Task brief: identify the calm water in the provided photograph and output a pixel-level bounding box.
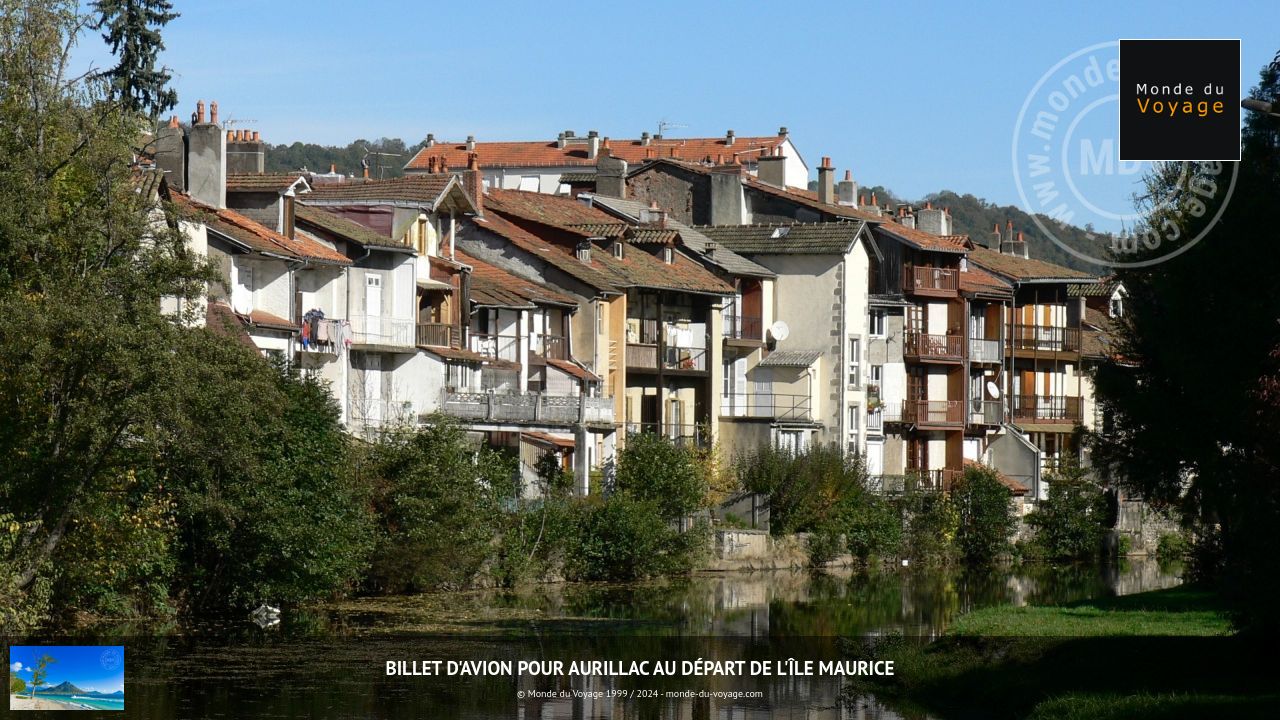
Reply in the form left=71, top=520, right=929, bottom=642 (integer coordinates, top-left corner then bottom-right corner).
left=32, top=560, right=1182, bottom=719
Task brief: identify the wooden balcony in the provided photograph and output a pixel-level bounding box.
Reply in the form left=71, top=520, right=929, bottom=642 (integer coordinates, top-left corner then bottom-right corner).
left=415, top=322, right=457, bottom=348
left=892, top=399, right=965, bottom=428
left=1010, top=395, right=1082, bottom=424
left=723, top=314, right=764, bottom=342
left=904, top=332, right=964, bottom=363
left=968, top=399, right=1005, bottom=426
left=1008, top=325, right=1081, bottom=356
left=625, top=342, right=708, bottom=373
left=528, top=334, right=569, bottom=364
left=903, top=266, right=958, bottom=297
left=469, top=333, right=521, bottom=363
left=625, top=422, right=709, bottom=449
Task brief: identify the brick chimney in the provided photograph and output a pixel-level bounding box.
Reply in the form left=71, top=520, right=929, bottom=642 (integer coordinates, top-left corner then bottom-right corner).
left=463, top=152, right=484, bottom=215
left=155, top=115, right=186, bottom=192
left=816, top=156, right=835, bottom=204
left=836, top=169, right=858, bottom=207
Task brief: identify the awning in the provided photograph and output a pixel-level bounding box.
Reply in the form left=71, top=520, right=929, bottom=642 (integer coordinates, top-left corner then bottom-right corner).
left=417, top=277, right=453, bottom=291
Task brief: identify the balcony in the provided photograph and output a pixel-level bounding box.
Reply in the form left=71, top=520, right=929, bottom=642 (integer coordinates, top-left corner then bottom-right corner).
left=903, top=266, right=958, bottom=297
left=867, top=410, right=884, bottom=433
left=1010, top=395, right=1082, bottom=424
left=625, top=422, right=709, bottom=449
left=533, top=334, right=569, bottom=361
left=905, top=468, right=964, bottom=491
left=469, top=333, right=521, bottom=363
left=441, top=391, right=614, bottom=426
left=969, top=337, right=1002, bottom=364
left=723, top=314, right=764, bottom=342
left=298, top=318, right=344, bottom=355
left=720, top=393, right=813, bottom=422
left=899, top=399, right=964, bottom=427
left=1008, top=325, right=1081, bottom=355
left=625, top=343, right=707, bottom=373
left=904, top=332, right=964, bottom=363
left=415, top=322, right=457, bottom=348
left=348, top=315, right=416, bottom=349
left=969, top=399, right=1004, bottom=426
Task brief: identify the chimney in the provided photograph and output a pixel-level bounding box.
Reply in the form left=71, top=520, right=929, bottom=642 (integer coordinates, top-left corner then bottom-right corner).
left=463, top=151, right=484, bottom=215
left=587, top=130, right=600, bottom=160
left=1000, top=222, right=1028, bottom=258
left=209, top=101, right=218, bottom=125
left=709, top=169, right=744, bottom=225
left=596, top=150, right=628, bottom=199
left=817, top=156, right=835, bottom=204
left=757, top=146, right=787, bottom=187
left=725, top=129, right=735, bottom=146
left=836, top=169, right=858, bottom=207
left=330, top=163, right=336, bottom=173
left=155, top=115, right=187, bottom=192
left=916, top=206, right=950, bottom=236
left=576, top=240, right=592, bottom=264
left=778, top=126, right=788, bottom=138
left=425, top=133, right=435, bottom=148
left=186, top=100, right=225, bottom=208
left=466, top=135, right=476, bottom=152
left=640, top=131, right=651, bottom=146
left=226, top=122, right=266, bottom=175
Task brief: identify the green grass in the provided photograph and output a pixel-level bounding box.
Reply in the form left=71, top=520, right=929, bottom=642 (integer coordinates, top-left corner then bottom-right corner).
left=950, top=586, right=1231, bottom=637
left=854, top=585, right=1277, bottom=720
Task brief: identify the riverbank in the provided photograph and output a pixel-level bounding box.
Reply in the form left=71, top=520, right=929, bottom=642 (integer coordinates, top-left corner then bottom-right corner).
left=10, top=694, right=91, bottom=710
left=858, top=585, right=1279, bottom=719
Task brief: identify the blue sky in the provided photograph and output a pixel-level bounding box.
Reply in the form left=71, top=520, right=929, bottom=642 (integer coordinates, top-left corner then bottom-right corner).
left=9, top=646, right=125, bottom=694
left=69, top=0, right=1279, bottom=225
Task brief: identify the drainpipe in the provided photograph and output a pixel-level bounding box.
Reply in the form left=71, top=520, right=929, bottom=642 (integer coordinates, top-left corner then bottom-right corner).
left=449, top=211, right=456, bottom=261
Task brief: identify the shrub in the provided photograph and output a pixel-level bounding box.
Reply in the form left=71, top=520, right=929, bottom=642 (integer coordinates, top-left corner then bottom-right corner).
left=900, top=490, right=958, bottom=564
left=565, top=497, right=704, bottom=582
left=615, top=433, right=707, bottom=521
left=1156, top=531, right=1191, bottom=565
left=736, top=443, right=867, bottom=535
left=1025, top=466, right=1109, bottom=561
left=951, top=466, right=1016, bottom=564
left=845, top=494, right=902, bottom=562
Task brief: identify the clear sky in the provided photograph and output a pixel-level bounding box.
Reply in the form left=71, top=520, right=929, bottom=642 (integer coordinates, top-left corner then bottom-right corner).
left=69, top=0, right=1279, bottom=224
left=10, top=646, right=125, bottom=694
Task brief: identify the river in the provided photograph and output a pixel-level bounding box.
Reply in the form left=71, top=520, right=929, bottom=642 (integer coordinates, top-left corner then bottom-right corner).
left=83, top=560, right=1180, bottom=718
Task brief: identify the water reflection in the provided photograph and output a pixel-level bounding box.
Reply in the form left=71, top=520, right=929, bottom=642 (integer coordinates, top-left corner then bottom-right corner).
left=37, top=561, right=1182, bottom=719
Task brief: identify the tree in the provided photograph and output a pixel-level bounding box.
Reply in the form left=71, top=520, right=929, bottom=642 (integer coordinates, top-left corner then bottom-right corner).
left=92, top=0, right=179, bottom=117
left=1092, top=50, right=1280, bottom=633
left=30, top=654, right=54, bottom=699
left=615, top=433, right=707, bottom=521
left=1026, top=466, right=1109, bottom=561
left=951, top=465, right=1016, bottom=564
left=10, top=674, right=25, bottom=694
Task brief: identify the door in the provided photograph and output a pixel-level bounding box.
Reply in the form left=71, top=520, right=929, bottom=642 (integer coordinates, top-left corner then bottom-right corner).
left=364, top=353, right=382, bottom=425
left=365, top=274, right=383, bottom=339
left=866, top=440, right=884, bottom=477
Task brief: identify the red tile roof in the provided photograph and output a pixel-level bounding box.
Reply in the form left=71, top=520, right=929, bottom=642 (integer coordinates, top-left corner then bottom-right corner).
left=960, top=265, right=1013, bottom=297
left=454, top=249, right=578, bottom=308
left=964, top=460, right=1028, bottom=496
left=486, top=189, right=629, bottom=237
left=303, top=175, right=460, bottom=206
left=406, top=134, right=789, bottom=170
left=872, top=221, right=970, bottom=254
left=172, top=192, right=350, bottom=265
left=227, top=173, right=307, bottom=193
left=547, top=358, right=600, bottom=383
left=468, top=213, right=623, bottom=293
left=246, top=309, right=297, bottom=331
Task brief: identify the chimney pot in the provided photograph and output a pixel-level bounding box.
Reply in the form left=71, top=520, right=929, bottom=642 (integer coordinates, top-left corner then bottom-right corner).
left=209, top=101, right=218, bottom=125
left=426, top=133, right=435, bottom=147
left=195, top=100, right=205, bottom=124
left=226, top=130, right=234, bottom=142
left=168, top=115, right=180, bottom=129
left=252, top=131, right=259, bottom=142
left=330, top=163, right=336, bottom=173
left=588, top=130, right=598, bottom=138
left=843, top=170, right=852, bottom=181
left=778, top=126, right=788, bottom=136
left=725, top=129, right=735, bottom=146
left=466, top=135, right=476, bottom=151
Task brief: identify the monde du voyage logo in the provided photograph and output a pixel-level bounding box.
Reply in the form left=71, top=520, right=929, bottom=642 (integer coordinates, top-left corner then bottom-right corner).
left=1120, top=39, right=1241, bottom=161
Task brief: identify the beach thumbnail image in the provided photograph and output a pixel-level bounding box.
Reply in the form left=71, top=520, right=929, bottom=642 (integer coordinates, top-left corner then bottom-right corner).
left=9, top=646, right=124, bottom=711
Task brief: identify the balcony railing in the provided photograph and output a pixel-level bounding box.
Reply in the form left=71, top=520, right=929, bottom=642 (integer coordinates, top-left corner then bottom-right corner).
left=348, top=315, right=416, bottom=348
left=469, top=333, right=521, bottom=363
left=625, top=422, right=708, bottom=448
left=899, top=399, right=964, bottom=426
left=1010, top=395, right=1082, bottom=423
left=534, top=334, right=570, bottom=361
left=1008, top=324, right=1081, bottom=353
left=441, top=391, right=614, bottom=425
left=969, top=337, right=1002, bottom=364
left=298, top=318, right=344, bottom=354
left=904, top=468, right=964, bottom=491
left=415, top=322, right=456, bottom=348
left=904, top=332, right=963, bottom=361
left=625, top=342, right=658, bottom=369
left=969, top=399, right=1004, bottom=426
left=723, top=314, right=764, bottom=341
left=720, top=393, right=812, bottom=422
left=904, top=266, right=958, bottom=295
left=867, top=410, right=884, bottom=433
left=663, top=345, right=706, bottom=371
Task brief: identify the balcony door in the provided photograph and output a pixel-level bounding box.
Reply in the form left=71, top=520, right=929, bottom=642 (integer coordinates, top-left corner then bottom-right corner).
left=365, top=274, right=383, bottom=338
left=364, top=353, right=382, bottom=425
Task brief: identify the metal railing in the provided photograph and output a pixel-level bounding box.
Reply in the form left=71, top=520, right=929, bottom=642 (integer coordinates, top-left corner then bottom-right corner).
left=348, top=315, right=416, bottom=347
left=720, top=393, right=812, bottom=421
left=899, top=399, right=965, bottom=426
left=415, top=322, right=455, bottom=348
left=1008, top=324, right=1081, bottom=353
left=969, top=399, right=1004, bottom=426
left=969, top=337, right=1002, bottom=363
left=723, top=314, right=763, bottom=341
left=1010, top=395, right=1082, bottom=422
left=866, top=410, right=884, bottom=433
left=625, top=422, right=709, bottom=448
left=904, top=332, right=963, bottom=360
left=441, top=391, right=614, bottom=425
left=469, top=333, right=521, bottom=363
left=298, top=318, right=344, bottom=354
left=904, top=265, right=958, bottom=294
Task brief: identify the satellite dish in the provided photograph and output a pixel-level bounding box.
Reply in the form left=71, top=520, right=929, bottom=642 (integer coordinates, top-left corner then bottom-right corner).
left=768, top=320, right=790, bottom=342
left=986, top=381, right=1001, bottom=399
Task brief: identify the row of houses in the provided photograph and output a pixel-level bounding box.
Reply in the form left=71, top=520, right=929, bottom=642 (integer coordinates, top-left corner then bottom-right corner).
left=150, top=103, right=1123, bottom=500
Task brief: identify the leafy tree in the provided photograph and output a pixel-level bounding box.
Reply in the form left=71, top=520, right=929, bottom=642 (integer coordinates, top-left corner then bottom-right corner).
left=951, top=465, right=1016, bottom=564
left=736, top=443, right=866, bottom=535
left=29, top=653, right=54, bottom=699
left=565, top=497, right=702, bottom=582
left=1092, top=50, right=1280, bottom=632
left=92, top=0, right=179, bottom=117
left=11, top=674, right=25, bottom=694
left=615, top=433, right=707, bottom=521
left=1026, top=466, right=1108, bottom=561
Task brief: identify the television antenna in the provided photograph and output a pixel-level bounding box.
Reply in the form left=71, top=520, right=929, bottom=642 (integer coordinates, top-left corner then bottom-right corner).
left=360, top=145, right=403, bottom=180
left=656, top=118, right=686, bottom=137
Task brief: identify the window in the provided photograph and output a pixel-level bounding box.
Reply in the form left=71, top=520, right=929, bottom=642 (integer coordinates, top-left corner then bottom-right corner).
left=869, top=309, right=886, bottom=337
left=518, top=175, right=540, bottom=192
left=848, top=405, right=861, bottom=453
left=848, top=337, right=861, bottom=387
left=662, top=247, right=674, bottom=264
left=870, top=364, right=883, bottom=386
left=1110, top=296, right=1124, bottom=318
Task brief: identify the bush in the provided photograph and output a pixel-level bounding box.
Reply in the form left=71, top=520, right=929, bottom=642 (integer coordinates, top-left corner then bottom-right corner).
left=1156, top=531, right=1191, bottom=565
left=615, top=433, right=707, bottom=520
left=10, top=674, right=25, bottom=694
left=900, top=490, right=958, bottom=564
left=493, top=497, right=577, bottom=587
left=361, top=416, right=516, bottom=593
left=1026, top=466, right=1109, bottom=561
left=565, top=497, right=704, bottom=582
left=951, top=466, right=1016, bottom=564
left=736, top=443, right=867, bottom=535
left=845, top=494, right=902, bottom=562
